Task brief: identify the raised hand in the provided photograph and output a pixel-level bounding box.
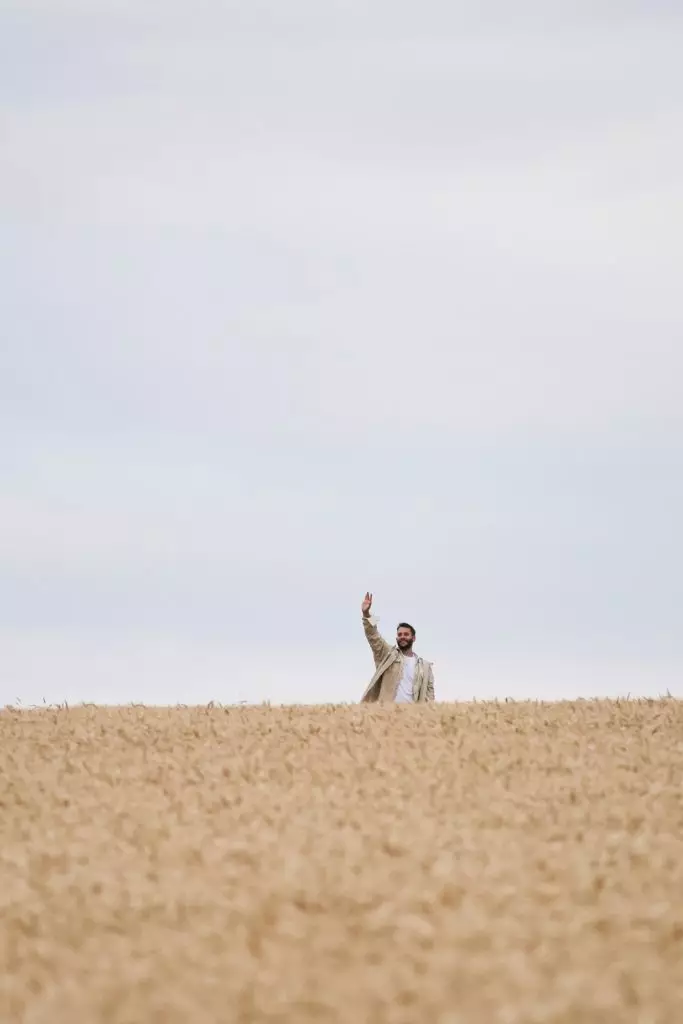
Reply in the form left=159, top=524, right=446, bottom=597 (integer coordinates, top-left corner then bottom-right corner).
left=361, top=591, right=373, bottom=617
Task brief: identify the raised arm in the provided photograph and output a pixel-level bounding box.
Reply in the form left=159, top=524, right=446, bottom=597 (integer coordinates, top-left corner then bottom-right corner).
left=361, top=591, right=393, bottom=667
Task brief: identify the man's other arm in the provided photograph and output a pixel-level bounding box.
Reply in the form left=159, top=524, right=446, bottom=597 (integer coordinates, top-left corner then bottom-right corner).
left=426, top=663, right=435, bottom=702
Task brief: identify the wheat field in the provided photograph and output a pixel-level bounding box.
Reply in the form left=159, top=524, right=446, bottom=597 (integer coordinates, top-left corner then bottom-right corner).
left=1, top=700, right=682, bottom=1023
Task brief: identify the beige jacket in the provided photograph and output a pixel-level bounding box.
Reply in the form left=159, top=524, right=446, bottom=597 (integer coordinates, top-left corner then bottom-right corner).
left=359, top=616, right=435, bottom=703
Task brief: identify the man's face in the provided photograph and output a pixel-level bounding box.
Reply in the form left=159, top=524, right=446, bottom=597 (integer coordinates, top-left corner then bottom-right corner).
left=396, top=627, right=415, bottom=652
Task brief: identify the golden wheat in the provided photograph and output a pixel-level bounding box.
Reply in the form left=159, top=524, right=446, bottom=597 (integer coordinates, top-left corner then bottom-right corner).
left=1, top=700, right=682, bottom=1023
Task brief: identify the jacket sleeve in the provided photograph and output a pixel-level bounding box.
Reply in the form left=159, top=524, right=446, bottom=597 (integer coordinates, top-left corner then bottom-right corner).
left=426, top=663, right=435, bottom=702
left=362, top=615, right=393, bottom=668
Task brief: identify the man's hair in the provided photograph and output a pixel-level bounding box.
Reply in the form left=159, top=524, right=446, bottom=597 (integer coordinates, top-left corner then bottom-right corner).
left=397, top=622, right=416, bottom=637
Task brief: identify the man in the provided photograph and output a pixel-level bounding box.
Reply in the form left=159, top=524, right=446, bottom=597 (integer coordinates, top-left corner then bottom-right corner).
left=359, top=592, right=435, bottom=703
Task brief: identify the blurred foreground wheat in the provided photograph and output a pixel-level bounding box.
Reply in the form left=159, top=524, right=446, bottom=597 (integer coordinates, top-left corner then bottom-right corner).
left=1, top=700, right=682, bottom=1023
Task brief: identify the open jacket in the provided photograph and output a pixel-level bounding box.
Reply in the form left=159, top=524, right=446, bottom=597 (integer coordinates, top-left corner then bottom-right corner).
left=360, top=616, right=435, bottom=703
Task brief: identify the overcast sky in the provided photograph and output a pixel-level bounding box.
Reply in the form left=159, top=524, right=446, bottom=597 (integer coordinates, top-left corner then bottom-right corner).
left=2, top=1, right=682, bottom=706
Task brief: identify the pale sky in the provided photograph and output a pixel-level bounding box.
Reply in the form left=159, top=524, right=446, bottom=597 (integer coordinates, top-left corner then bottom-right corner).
left=2, top=1, right=682, bottom=705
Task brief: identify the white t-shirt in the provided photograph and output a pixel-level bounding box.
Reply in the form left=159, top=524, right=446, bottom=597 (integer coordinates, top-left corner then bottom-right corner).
left=395, top=653, right=417, bottom=703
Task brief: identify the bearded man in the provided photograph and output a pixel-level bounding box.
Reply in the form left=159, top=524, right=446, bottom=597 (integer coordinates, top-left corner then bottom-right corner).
left=359, top=592, right=435, bottom=704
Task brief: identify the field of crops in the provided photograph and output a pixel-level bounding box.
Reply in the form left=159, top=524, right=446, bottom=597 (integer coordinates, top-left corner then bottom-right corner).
left=2, top=699, right=682, bottom=1023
